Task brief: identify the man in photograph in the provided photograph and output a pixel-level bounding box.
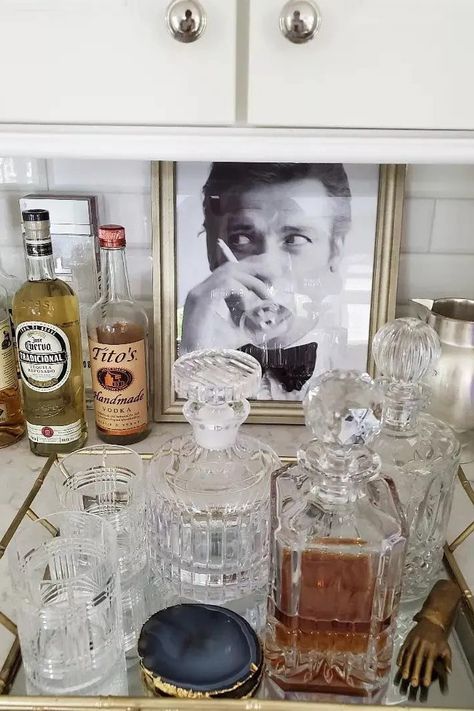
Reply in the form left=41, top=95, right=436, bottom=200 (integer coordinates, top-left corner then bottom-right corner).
left=181, top=163, right=352, bottom=400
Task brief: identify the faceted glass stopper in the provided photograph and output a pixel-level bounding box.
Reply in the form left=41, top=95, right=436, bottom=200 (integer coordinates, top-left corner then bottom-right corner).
left=173, top=349, right=261, bottom=404
left=373, top=317, right=441, bottom=384
left=304, top=370, right=383, bottom=446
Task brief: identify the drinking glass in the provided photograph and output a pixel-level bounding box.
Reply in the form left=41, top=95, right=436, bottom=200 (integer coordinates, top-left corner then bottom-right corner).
left=56, top=445, right=148, bottom=657
left=8, top=512, right=127, bottom=696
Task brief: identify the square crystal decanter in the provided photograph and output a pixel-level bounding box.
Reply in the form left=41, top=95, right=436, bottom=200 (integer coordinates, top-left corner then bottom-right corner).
left=265, top=370, right=407, bottom=698
left=148, top=349, right=279, bottom=629
left=369, top=318, right=460, bottom=602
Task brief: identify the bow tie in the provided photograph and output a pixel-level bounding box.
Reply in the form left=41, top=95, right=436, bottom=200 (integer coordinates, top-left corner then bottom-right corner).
left=239, top=342, right=318, bottom=393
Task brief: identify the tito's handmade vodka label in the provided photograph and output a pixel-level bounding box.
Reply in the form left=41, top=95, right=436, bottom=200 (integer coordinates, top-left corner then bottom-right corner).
left=89, top=338, right=148, bottom=437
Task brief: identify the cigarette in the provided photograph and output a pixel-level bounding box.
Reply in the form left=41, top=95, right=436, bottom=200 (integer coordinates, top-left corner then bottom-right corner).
left=218, top=238, right=238, bottom=263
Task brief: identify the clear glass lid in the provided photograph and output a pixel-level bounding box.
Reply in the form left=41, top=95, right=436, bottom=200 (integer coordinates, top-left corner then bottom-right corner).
left=174, top=349, right=262, bottom=404
left=373, top=317, right=440, bottom=390
left=300, top=370, right=383, bottom=489
left=151, top=349, right=278, bottom=497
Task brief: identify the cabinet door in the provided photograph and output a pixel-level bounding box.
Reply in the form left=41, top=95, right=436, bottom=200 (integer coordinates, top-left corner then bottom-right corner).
left=248, top=0, right=474, bottom=129
left=0, top=0, right=236, bottom=125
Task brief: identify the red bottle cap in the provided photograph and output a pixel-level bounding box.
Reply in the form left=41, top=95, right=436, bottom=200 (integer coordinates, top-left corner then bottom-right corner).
left=99, top=224, right=126, bottom=248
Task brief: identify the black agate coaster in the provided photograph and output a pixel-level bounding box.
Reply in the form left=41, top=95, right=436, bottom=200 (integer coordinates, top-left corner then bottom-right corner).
left=138, top=604, right=263, bottom=699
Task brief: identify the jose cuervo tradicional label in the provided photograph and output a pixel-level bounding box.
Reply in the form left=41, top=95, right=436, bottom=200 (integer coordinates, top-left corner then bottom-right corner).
left=17, top=321, right=72, bottom=392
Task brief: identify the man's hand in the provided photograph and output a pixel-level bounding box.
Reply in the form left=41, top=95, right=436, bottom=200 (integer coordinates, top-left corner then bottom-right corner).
left=181, top=258, right=274, bottom=352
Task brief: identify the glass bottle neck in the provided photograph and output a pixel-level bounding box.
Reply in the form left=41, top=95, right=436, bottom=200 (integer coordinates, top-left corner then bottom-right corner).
left=26, top=252, right=56, bottom=282
left=381, top=383, right=423, bottom=434
left=183, top=400, right=249, bottom=449
left=299, top=440, right=380, bottom=506
left=100, top=247, right=132, bottom=302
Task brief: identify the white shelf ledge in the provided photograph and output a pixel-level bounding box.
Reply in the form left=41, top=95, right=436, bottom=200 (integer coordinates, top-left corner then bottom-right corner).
left=1, top=124, right=474, bottom=163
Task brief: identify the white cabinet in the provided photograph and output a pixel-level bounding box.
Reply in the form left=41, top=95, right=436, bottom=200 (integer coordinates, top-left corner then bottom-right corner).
left=247, top=0, right=474, bottom=130
left=0, top=0, right=236, bottom=125
left=1, top=0, right=474, bottom=133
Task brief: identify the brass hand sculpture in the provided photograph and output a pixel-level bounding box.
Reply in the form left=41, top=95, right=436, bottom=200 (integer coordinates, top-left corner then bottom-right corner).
left=397, top=579, right=462, bottom=688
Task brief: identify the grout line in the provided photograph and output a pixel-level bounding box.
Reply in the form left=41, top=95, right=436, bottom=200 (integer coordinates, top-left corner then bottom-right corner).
left=407, top=192, right=474, bottom=200
left=401, top=250, right=474, bottom=257
left=428, top=198, right=437, bottom=252
left=43, top=158, right=51, bottom=191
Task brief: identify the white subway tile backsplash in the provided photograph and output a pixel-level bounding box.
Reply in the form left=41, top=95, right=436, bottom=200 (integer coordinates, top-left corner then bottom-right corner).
left=47, top=159, right=151, bottom=193
left=0, top=158, right=47, bottom=190
left=397, top=253, right=474, bottom=303
left=0, top=245, right=26, bottom=281
left=401, top=198, right=434, bottom=253
left=406, top=165, right=474, bottom=199
left=431, top=199, right=474, bottom=253
left=127, top=249, right=153, bottom=301
left=0, top=194, right=23, bottom=246
left=100, top=193, right=151, bottom=247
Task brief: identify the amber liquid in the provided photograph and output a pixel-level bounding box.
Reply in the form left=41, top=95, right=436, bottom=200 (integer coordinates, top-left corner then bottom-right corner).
left=93, top=321, right=150, bottom=445
left=266, top=542, right=392, bottom=696
left=12, top=281, right=87, bottom=456
left=0, top=383, right=25, bottom=447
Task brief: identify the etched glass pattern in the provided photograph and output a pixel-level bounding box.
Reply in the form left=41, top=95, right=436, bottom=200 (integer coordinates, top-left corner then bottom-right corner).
left=370, top=318, right=460, bottom=601
left=56, top=446, right=148, bottom=655
left=266, top=371, right=406, bottom=698
left=148, top=350, right=279, bottom=628
left=8, top=512, right=127, bottom=696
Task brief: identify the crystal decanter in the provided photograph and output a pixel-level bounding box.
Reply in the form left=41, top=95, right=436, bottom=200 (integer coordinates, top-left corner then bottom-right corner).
left=148, top=349, right=279, bottom=629
left=369, top=317, right=460, bottom=602
left=265, top=370, right=407, bottom=699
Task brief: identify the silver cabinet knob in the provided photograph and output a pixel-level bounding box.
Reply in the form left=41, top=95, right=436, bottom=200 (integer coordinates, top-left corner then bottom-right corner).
left=166, top=0, right=206, bottom=43
left=280, top=0, right=321, bottom=44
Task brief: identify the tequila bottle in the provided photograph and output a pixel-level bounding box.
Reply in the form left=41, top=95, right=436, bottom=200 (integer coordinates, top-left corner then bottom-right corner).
left=148, top=349, right=279, bottom=629
left=12, top=210, right=87, bottom=456
left=265, top=370, right=406, bottom=698
left=369, top=317, right=460, bottom=602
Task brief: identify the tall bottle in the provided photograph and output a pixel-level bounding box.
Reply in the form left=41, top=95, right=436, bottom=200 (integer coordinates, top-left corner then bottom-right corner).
left=87, top=225, right=150, bottom=444
left=12, top=209, right=87, bottom=456
left=369, top=318, right=460, bottom=602
left=0, top=284, right=24, bottom=446
left=266, top=371, right=407, bottom=698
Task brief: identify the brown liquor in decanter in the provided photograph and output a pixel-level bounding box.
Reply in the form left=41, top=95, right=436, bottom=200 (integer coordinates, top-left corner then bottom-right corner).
left=268, top=542, right=393, bottom=696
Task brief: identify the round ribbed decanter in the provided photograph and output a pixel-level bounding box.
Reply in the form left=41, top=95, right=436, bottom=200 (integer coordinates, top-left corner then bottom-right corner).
left=370, top=318, right=460, bottom=601
left=149, top=350, right=279, bottom=627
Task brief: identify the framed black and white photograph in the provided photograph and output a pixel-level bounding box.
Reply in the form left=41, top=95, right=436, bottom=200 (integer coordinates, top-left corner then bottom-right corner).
left=153, top=162, right=405, bottom=423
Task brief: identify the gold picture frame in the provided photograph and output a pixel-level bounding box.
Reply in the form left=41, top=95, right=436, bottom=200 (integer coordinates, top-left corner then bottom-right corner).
left=153, top=162, right=406, bottom=424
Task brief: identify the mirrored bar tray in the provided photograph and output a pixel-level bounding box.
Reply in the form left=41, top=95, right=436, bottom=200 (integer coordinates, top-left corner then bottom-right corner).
left=0, top=453, right=473, bottom=710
